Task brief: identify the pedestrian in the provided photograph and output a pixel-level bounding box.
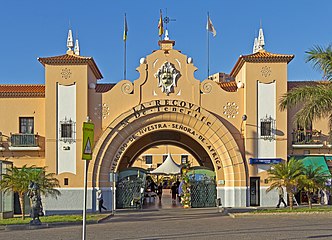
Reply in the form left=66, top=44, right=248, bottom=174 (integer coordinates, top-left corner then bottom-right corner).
left=178, top=180, right=184, bottom=202
left=171, top=182, right=177, bottom=203
left=276, top=187, right=287, bottom=208
left=97, top=190, right=107, bottom=213
left=157, top=182, right=163, bottom=201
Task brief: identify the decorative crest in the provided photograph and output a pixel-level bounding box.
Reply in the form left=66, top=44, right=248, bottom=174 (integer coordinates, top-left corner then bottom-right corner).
left=155, top=62, right=179, bottom=95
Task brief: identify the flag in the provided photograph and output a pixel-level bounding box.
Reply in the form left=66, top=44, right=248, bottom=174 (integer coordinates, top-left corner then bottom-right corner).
left=158, top=10, right=164, bottom=37
left=206, top=16, right=216, bottom=37
left=123, top=14, right=128, bottom=41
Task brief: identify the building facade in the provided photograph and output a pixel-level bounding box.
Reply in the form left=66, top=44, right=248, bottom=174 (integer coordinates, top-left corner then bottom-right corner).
left=0, top=31, right=331, bottom=214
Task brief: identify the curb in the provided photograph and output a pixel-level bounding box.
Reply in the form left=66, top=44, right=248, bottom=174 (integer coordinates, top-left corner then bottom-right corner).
left=227, top=211, right=332, bottom=218
left=97, top=213, right=114, bottom=223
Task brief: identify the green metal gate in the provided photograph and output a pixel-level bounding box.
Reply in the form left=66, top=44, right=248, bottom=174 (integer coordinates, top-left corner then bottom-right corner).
left=190, top=179, right=217, bottom=208
left=116, top=168, right=146, bottom=209
left=188, top=167, right=217, bottom=208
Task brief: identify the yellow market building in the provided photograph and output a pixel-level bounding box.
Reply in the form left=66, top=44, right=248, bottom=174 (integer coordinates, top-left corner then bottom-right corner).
left=0, top=27, right=331, bottom=215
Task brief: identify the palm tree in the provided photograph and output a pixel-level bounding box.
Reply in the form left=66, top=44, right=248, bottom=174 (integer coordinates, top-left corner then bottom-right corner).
left=306, top=45, right=332, bottom=80
left=298, top=165, right=330, bottom=209
left=279, top=45, right=332, bottom=136
left=266, top=158, right=304, bottom=210
left=279, top=82, right=332, bottom=131
left=29, top=166, right=61, bottom=198
left=0, top=164, right=60, bottom=220
left=0, top=165, right=32, bottom=219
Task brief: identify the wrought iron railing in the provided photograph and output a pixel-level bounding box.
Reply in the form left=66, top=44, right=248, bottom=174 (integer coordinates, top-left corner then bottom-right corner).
left=292, top=130, right=322, bottom=145
left=10, top=133, right=38, bottom=147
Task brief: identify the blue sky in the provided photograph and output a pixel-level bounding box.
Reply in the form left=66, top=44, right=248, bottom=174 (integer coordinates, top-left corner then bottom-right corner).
left=1, top=0, right=331, bottom=84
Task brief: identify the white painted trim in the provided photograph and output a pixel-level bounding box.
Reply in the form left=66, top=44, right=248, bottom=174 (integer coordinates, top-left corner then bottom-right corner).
left=292, top=144, right=324, bottom=149
left=0, top=147, right=5, bottom=151
left=257, top=81, right=276, bottom=158
left=8, top=146, right=41, bottom=151
left=57, top=83, right=76, bottom=175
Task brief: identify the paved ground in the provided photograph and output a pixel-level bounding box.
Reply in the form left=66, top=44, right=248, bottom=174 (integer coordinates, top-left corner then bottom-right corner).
left=1, top=207, right=332, bottom=240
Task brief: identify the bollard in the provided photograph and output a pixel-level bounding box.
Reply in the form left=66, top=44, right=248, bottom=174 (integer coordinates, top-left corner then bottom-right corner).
left=216, top=198, right=222, bottom=213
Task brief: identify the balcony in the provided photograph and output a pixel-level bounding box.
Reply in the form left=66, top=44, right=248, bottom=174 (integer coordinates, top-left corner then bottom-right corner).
left=292, top=130, right=324, bottom=148
left=9, top=133, right=40, bottom=151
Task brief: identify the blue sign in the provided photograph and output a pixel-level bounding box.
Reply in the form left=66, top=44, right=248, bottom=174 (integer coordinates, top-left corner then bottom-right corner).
left=249, top=158, right=283, bottom=164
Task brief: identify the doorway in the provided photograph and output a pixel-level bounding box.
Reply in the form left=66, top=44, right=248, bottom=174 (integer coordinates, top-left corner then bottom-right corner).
left=250, top=177, right=260, bottom=206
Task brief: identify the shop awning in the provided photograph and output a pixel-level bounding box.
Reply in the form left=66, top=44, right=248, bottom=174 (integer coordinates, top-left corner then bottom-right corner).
left=325, top=156, right=332, bottom=161
left=292, top=155, right=331, bottom=176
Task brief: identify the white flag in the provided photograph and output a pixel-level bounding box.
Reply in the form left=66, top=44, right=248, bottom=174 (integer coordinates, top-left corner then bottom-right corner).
left=206, top=16, right=216, bottom=37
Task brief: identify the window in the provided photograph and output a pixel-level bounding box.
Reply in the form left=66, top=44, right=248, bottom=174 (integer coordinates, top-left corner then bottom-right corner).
left=181, top=155, right=188, bottom=164
left=61, top=124, right=72, bottom=138
left=145, top=155, right=152, bottom=164
left=59, top=118, right=76, bottom=143
left=293, top=122, right=313, bottom=144
left=163, top=155, right=167, bottom=162
left=260, top=115, right=275, bottom=140
left=19, top=117, right=34, bottom=134
left=260, top=121, right=272, bottom=137
left=64, top=178, right=69, bottom=186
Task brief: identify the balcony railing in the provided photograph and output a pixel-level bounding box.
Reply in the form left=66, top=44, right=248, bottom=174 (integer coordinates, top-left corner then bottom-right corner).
left=292, top=130, right=323, bottom=145
left=10, top=133, right=38, bottom=147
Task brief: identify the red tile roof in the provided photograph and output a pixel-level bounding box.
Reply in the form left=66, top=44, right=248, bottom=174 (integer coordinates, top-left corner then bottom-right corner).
left=38, top=54, right=103, bottom=79
left=219, top=81, right=238, bottom=92
left=95, top=83, right=116, bottom=93
left=230, top=50, right=294, bottom=77
left=0, top=85, right=45, bottom=97
left=287, top=80, right=328, bottom=90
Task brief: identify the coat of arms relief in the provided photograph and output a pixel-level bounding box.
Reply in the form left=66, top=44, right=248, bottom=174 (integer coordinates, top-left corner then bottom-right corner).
left=155, top=62, right=179, bottom=95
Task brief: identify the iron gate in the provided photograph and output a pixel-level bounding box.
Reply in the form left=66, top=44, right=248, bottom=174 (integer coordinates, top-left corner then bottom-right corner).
left=190, top=178, right=217, bottom=208
left=116, top=176, right=145, bottom=209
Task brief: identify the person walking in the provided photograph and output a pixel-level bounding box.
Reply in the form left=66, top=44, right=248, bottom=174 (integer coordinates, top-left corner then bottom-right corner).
left=97, top=190, right=107, bottom=213
left=277, top=187, right=287, bottom=208
left=157, top=182, right=163, bottom=201
left=171, top=182, right=177, bottom=203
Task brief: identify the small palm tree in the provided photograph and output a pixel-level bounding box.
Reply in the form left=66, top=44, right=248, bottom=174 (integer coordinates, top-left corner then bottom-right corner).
left=0, top=165, right=32, bottom=219
left=0, top=164, right=60, bottom=220
left=29, top=166, right=61, bottom=198
left=266, top=158, right=304, bottom=210
left=298, top=165, right=330, bottom=209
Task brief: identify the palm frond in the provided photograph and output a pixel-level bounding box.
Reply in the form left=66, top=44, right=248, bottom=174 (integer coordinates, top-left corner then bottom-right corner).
left=306, top=45, right=332, bottom=80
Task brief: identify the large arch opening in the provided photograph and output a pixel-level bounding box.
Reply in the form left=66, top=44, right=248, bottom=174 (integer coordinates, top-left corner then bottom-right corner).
left=90, top=100, right=247, bottom=207
left=117, top=130, right=215, bottom=171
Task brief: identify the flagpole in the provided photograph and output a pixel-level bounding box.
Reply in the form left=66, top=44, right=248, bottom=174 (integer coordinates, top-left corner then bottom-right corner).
left=124, top=38, right=127, bottom=80
left=207, top=12, right=210, bottom=79
left=124, top=13, right=127, bottom=80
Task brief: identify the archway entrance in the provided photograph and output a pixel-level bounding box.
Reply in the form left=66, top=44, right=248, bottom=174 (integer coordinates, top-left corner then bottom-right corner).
left=115, top=139, right=215, bottom=209
left=90, top=100, right=247, bottom=208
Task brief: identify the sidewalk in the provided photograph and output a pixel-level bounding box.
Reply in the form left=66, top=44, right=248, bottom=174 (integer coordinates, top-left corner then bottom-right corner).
left=2, top=204, right=332, bottom=231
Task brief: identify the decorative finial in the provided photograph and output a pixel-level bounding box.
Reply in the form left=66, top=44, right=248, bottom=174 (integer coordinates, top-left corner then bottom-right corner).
left=74, top=38, right=80, bottom=55
left=252, top=22, right=265, bottom=53
left=67, top=29, right=74, bottom=51
left=164, top=29, right=170, bottom=40
left=163, top=8, right=176, bottom=31
left=253, top=37, right=258, bottom=53
left=258, top=27, right=265, bottom=49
